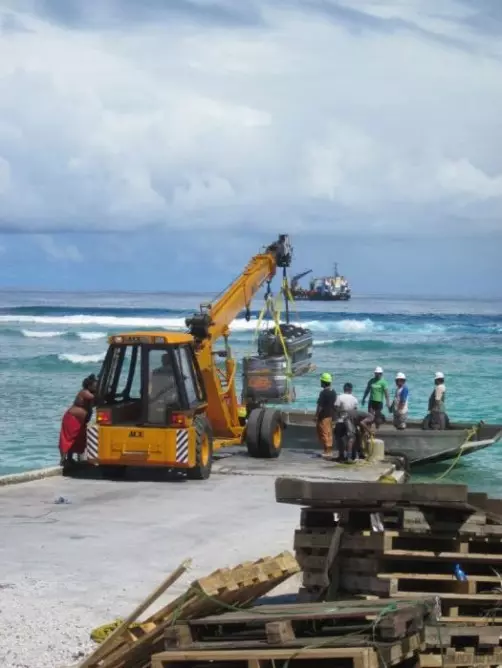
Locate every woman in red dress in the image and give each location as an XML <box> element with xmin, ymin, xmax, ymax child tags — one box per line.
<box><xmin>59</xmin><ymin>374</ymin><xmax>98</xmax><ymax>466</ymax></box>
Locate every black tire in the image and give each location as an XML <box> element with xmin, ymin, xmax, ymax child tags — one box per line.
<box><xmin>187</xmin><ymin>416</ymin><xmax>213</xmax><ymax>480</ymax></box>
<box><xmin>245</xmin><ymin>408</ymin><xmax>265</xmax><ymax>458</ymax></box>
<box><xmin>101</xmin><ymin>465</ymin><xmax>128</xmax><ymax>480</ymax></box>
<box><xmin>257</xmin><ymin>408</ymin><xmax>283</xmax><ymax>459</ymax></box>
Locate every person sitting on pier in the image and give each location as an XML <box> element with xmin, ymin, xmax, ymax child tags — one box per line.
<box><xmin>58</xmin><ymin>374</ymin><xmax>98</xmax><ymax>467</ymax></box>
<box><xmin>422</xmin><ymin>371</ymin><xmax>450</xmax><ymax>430</ymax></box>
<box><xmin>315</xmin><ymin>372</ymin><xmax>337</xmax><ymax>457</ymax></box>
<box><xmin>390</xmin><ymin>372</ymin><xmax>409</xmax><ymax>430</ymax></box>
<box><xmin>362</xmin><ymin>366</ymin><xmax>391</xmax><ymax>426</ymax></box>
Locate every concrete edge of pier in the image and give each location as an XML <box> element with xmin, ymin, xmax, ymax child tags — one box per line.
<box><xmin>0</xmin><ymin>465</ymin><xmax>62</xmax><ymax>487</ymax></box>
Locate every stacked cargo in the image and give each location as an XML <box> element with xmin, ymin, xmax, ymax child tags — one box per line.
<box><xmin>242</xmin><ymin>323</ymin><xmax>314</xmax><ymax>404</ymax></box>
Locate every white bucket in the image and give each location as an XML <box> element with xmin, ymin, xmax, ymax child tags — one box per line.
<box><xmin>368</xmin><ymin>438</ymin><xmax>385</xmax><ymax>462</ymax></box>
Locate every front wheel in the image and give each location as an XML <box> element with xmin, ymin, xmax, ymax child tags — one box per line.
<box><xmin>187</xmin><ymin>416</ymin><xmax>213</xmax><ymax>480</ymax></box>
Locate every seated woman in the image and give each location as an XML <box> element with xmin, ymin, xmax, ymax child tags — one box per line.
<box><xmin>58</xmin><ymin>374</ymin><xmax>98</xmax><ymax>466</ymax></box>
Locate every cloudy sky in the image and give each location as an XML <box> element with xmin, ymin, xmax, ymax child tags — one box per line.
<box><xmin>0</xmin><ymin>0</ymin><xmax>501</xmax><ymax>296</ymax></box>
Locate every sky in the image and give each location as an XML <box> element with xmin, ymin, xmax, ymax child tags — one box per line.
<box><xmin>0</xmin><ymin>0</ymin><xmax>501</xmax><ymax>296</ymax></box>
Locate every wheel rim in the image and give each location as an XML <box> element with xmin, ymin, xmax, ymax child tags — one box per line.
<box><xmin>272</xmin><ymin>425</ymin><xmax>282</xmax><ymax>449</ymax></box>
<box><xmin>200</xmin><ymin>434</ymin><xmax>210</xmax><ymax>466</ymax></box>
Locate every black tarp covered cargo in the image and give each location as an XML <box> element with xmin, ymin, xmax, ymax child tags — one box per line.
<box><xmin>257</xmin><ymin>324</ymin><xmax>313</xmax><ymax>365</ymax></box>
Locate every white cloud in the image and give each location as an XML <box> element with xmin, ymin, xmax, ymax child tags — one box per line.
<box><xmin>0</xmin><ymin>0</ymin><xmax>501</xmax><ymax>236</ymax></box>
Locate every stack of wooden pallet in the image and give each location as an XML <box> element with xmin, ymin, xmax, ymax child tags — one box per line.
<box><xmin>78</xmin><ymin>551</ymin><xmax>299</xmax><ymax>668</ymax></box>
<box><xmin>276</xmin><ymin>477</ymin><xmax>502</xmax><ymax>666</ymax></box>
<box><xmin>153</xmin><ymin>597</ymin><xmax>434</xmax><ymax>667</ymax></box>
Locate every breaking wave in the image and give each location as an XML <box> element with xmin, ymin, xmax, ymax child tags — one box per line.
<box><xmin>1</xmin><ymin>313</ymin><xmax>500</xmax><ymax>336</ymax></box>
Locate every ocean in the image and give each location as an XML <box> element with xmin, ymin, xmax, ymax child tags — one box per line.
<box><xmin>1</xmin><ymin>290</ymin><xmax>501</xmax><ymax>493</ymax></box>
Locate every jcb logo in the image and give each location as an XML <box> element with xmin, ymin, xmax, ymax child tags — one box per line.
<box><xmin>128</xmin><ymin>430</ymin><xmax>144</xmax><ymax>438</ymax></box>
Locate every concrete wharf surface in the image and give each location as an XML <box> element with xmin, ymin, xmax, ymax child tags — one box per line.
<box><xmin>0</xmin><ymin>448</ymin><xmax>397</xmax><ymax>668</ymax></box>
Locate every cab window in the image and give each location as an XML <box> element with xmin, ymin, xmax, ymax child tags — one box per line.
<box><xmin>174</xmin><ymin>345</ymin><xmax>204</xmax><ymax>406</ymax></box>
<box><xmin>99</xmin><ymin>345</ymin><xmax>141</xmax><ymax>404</ymax></box>
<box><xmin>147</xmin><ymin>349</ymin><xmax>181</xmax><ymax>424</ymax></box>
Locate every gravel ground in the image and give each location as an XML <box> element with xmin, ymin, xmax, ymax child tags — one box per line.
<box><xmin>0</xmin><ymin>465</ymin><xmax>302</xmax><ymax>668</ymax></box>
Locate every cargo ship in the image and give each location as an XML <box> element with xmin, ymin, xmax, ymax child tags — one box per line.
<box><xmin>290</xmin><ymin>263</ymin><xmax>351</xmax><ymax>301</ymax></box>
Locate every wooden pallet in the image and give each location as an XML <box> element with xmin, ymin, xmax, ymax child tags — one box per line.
<box><xmin>340</xmin><ymin>571</ymin><xmax>502</xmax><ymax>597</ymax></box>
<box><xmin>340</xmin><ymin>530</ymin><xmax>502</xmax><ymax>560</ymax></box>
<box><xmin>152</xmin><ymin>643</ymin><xmax>416</xmax><ymax>668</ymax></box>
<box><xmin>164</xmin><ymin>599</ymin><xmax>434</xmax><ymax>648</ymax></box>
<box><xmin>338</xmin><ymin>555</ymin><xmax>502</xmax><ymax>579</ymax></box>
<box><xmin>300</xmin><ymin>506</ymin><xmax>502</xmax><ymax>536</ymax></box>
<box><xmin>79</xmin><ymin>552</ymin><xmax>300</xmax><ymax>668</ymax></box>
<box><xmin>424</xmin><ymin>623</ymin><xmax>502</xmax><ymax>649</ymax></box>
<box><xmin>420</xmin><ymin>647</ymin><xmax>502</xmax><ymax>667</ymax></box>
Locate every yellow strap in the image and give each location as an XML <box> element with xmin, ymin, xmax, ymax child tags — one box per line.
<box><xmin>434</xmin><ymin>424</ymin><xmax>478</xmax><ymax>481</ymax></box>
<box><xmin>252</xmin><ymin>295</ymin><xmax>275</xmax><ymax>345</ymax></box>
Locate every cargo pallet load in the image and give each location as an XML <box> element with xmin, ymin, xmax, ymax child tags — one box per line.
<box><xmin>276</xmin><ymin>477</ymin><xmax>502</xmax><ymax>668</ymax></box>
<box><xmin>242</xmin><ymin>293</ymin><xmax>314</xmax><ymax>405</ymax></box>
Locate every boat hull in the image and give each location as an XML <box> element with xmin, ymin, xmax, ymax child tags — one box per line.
<box><xmin>291</xmin><ymin>292</ymin><xmax>351</xmax><ymax>301</ymax></box>
<box><xmin>282</xmin><ymin>411</ymin><xmax>502</xmax><ymax>466</ymax></box>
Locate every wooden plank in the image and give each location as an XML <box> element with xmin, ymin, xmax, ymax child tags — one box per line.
<box><xmin>275</xmin><ymin>478</ymin><xmax>469</xmax><ymax>507</ymax></box>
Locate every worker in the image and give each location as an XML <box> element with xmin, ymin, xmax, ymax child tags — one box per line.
<box><xmin>58</xmin><ymin>374</ymin><xmax>98</xmax><ymax>467</ymax></box>
<box><xmin>422</xmin><ymin>371</ymin><xmax>449</xmax><ymax>430</ymax></box>
<box><xmin>334</xmin><ymin>382</ymin><xmax>359</xmax><ymax>458</ymax></box>
<box><xmin>345</xmin><ymin>409</ymin><xmax>376</xmax><ymax>461</ymax></box>
<box><xmin>362</xmin><ymin>366</ymin><xmax>391</xmax><ymax>426</ymax></box>
<box><xmin>315</xmin><ymin>372</ymin><xmax>337</xmax><ymax>457</ymax></box>
<box><xmin>390</xmin><ymin>372</ymin><xmax>409</xmax><ymax>430</ymax></box>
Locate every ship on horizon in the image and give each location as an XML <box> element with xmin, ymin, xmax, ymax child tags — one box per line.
<box><xmin>290</xmin><ymin>263</ymin><xmax>351</xmax><ymax>301</ymax></box>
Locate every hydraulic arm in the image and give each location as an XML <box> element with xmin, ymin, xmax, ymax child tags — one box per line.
<box><xmin>185</xmin><ymin>235</ymin><xmax>293</xmax><ymax>438</ymax></box>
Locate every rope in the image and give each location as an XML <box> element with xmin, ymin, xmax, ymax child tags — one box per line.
<box><xmin>252</xmin><ymin>291</ymin><xmax>293</xmax><ymax>379</ymax></box>
<box><xmin>434</xmin><ymin>424</ymin><xmax>478</xmax><ymax>481</ymax></box>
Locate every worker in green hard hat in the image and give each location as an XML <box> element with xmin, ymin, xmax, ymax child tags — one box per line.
<box><xmin>315</xmin><ymin>372</ymin><xmax>337</xmax><ymax>456</ymax></box>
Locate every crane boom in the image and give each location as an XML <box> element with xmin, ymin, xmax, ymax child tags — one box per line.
<box><xmin>185</xmin><ymin>234</ymin><xmax>293</xmax><ymax>438</ymax></box>
<box><xmin>185</xmin><ymin>235</ymin><xmax>292</xmax><ymax>344</ymax></box>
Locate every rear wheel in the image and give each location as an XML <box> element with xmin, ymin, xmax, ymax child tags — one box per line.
<box><xmin>245</xmin><ymin>408</ymin><xmax>283</xmax><ymax>459</ymax></box>
<box><xmin>187</xmin><ymin>416</ymin><xmax>213</xmax><ymax>480</ymax></box>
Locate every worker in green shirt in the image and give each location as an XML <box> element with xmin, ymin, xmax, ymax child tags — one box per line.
<box><xmin>362</xmin><ymin>366</ymin><xmax>391</xmax><ymax>426</ymax></box>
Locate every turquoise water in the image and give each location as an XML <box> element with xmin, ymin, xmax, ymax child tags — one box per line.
<box><xmin>1</xmin><ymin>291</ymin><xmax>501</xmax><ymax>493</ymax></box>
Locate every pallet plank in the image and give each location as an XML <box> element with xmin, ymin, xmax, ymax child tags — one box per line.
<box><xmin>276</xmin><ymin>479</ymin><xmax>469</xmax><ymax>507</ymax></box>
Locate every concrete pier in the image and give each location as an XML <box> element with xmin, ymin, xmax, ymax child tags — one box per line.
<box><xmin>0</xmin><ymin>448</ymin><xmax>400</xmax><ymax>668</ymax></box>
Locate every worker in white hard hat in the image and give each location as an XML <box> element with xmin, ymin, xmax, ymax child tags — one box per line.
<box><xmin>422</xmin><ymin>371</ymin><xmax>449</xmax><ymax>430</ymax></box>
<box><xmin>390</xmin><ymin>372</ymin><xmax>409</xmax><ymax>430</ymax></box>
<box><xmin>362</xmin><ymin>366</ymin><xmax>391</xmax><ymax>426</ymax></box>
